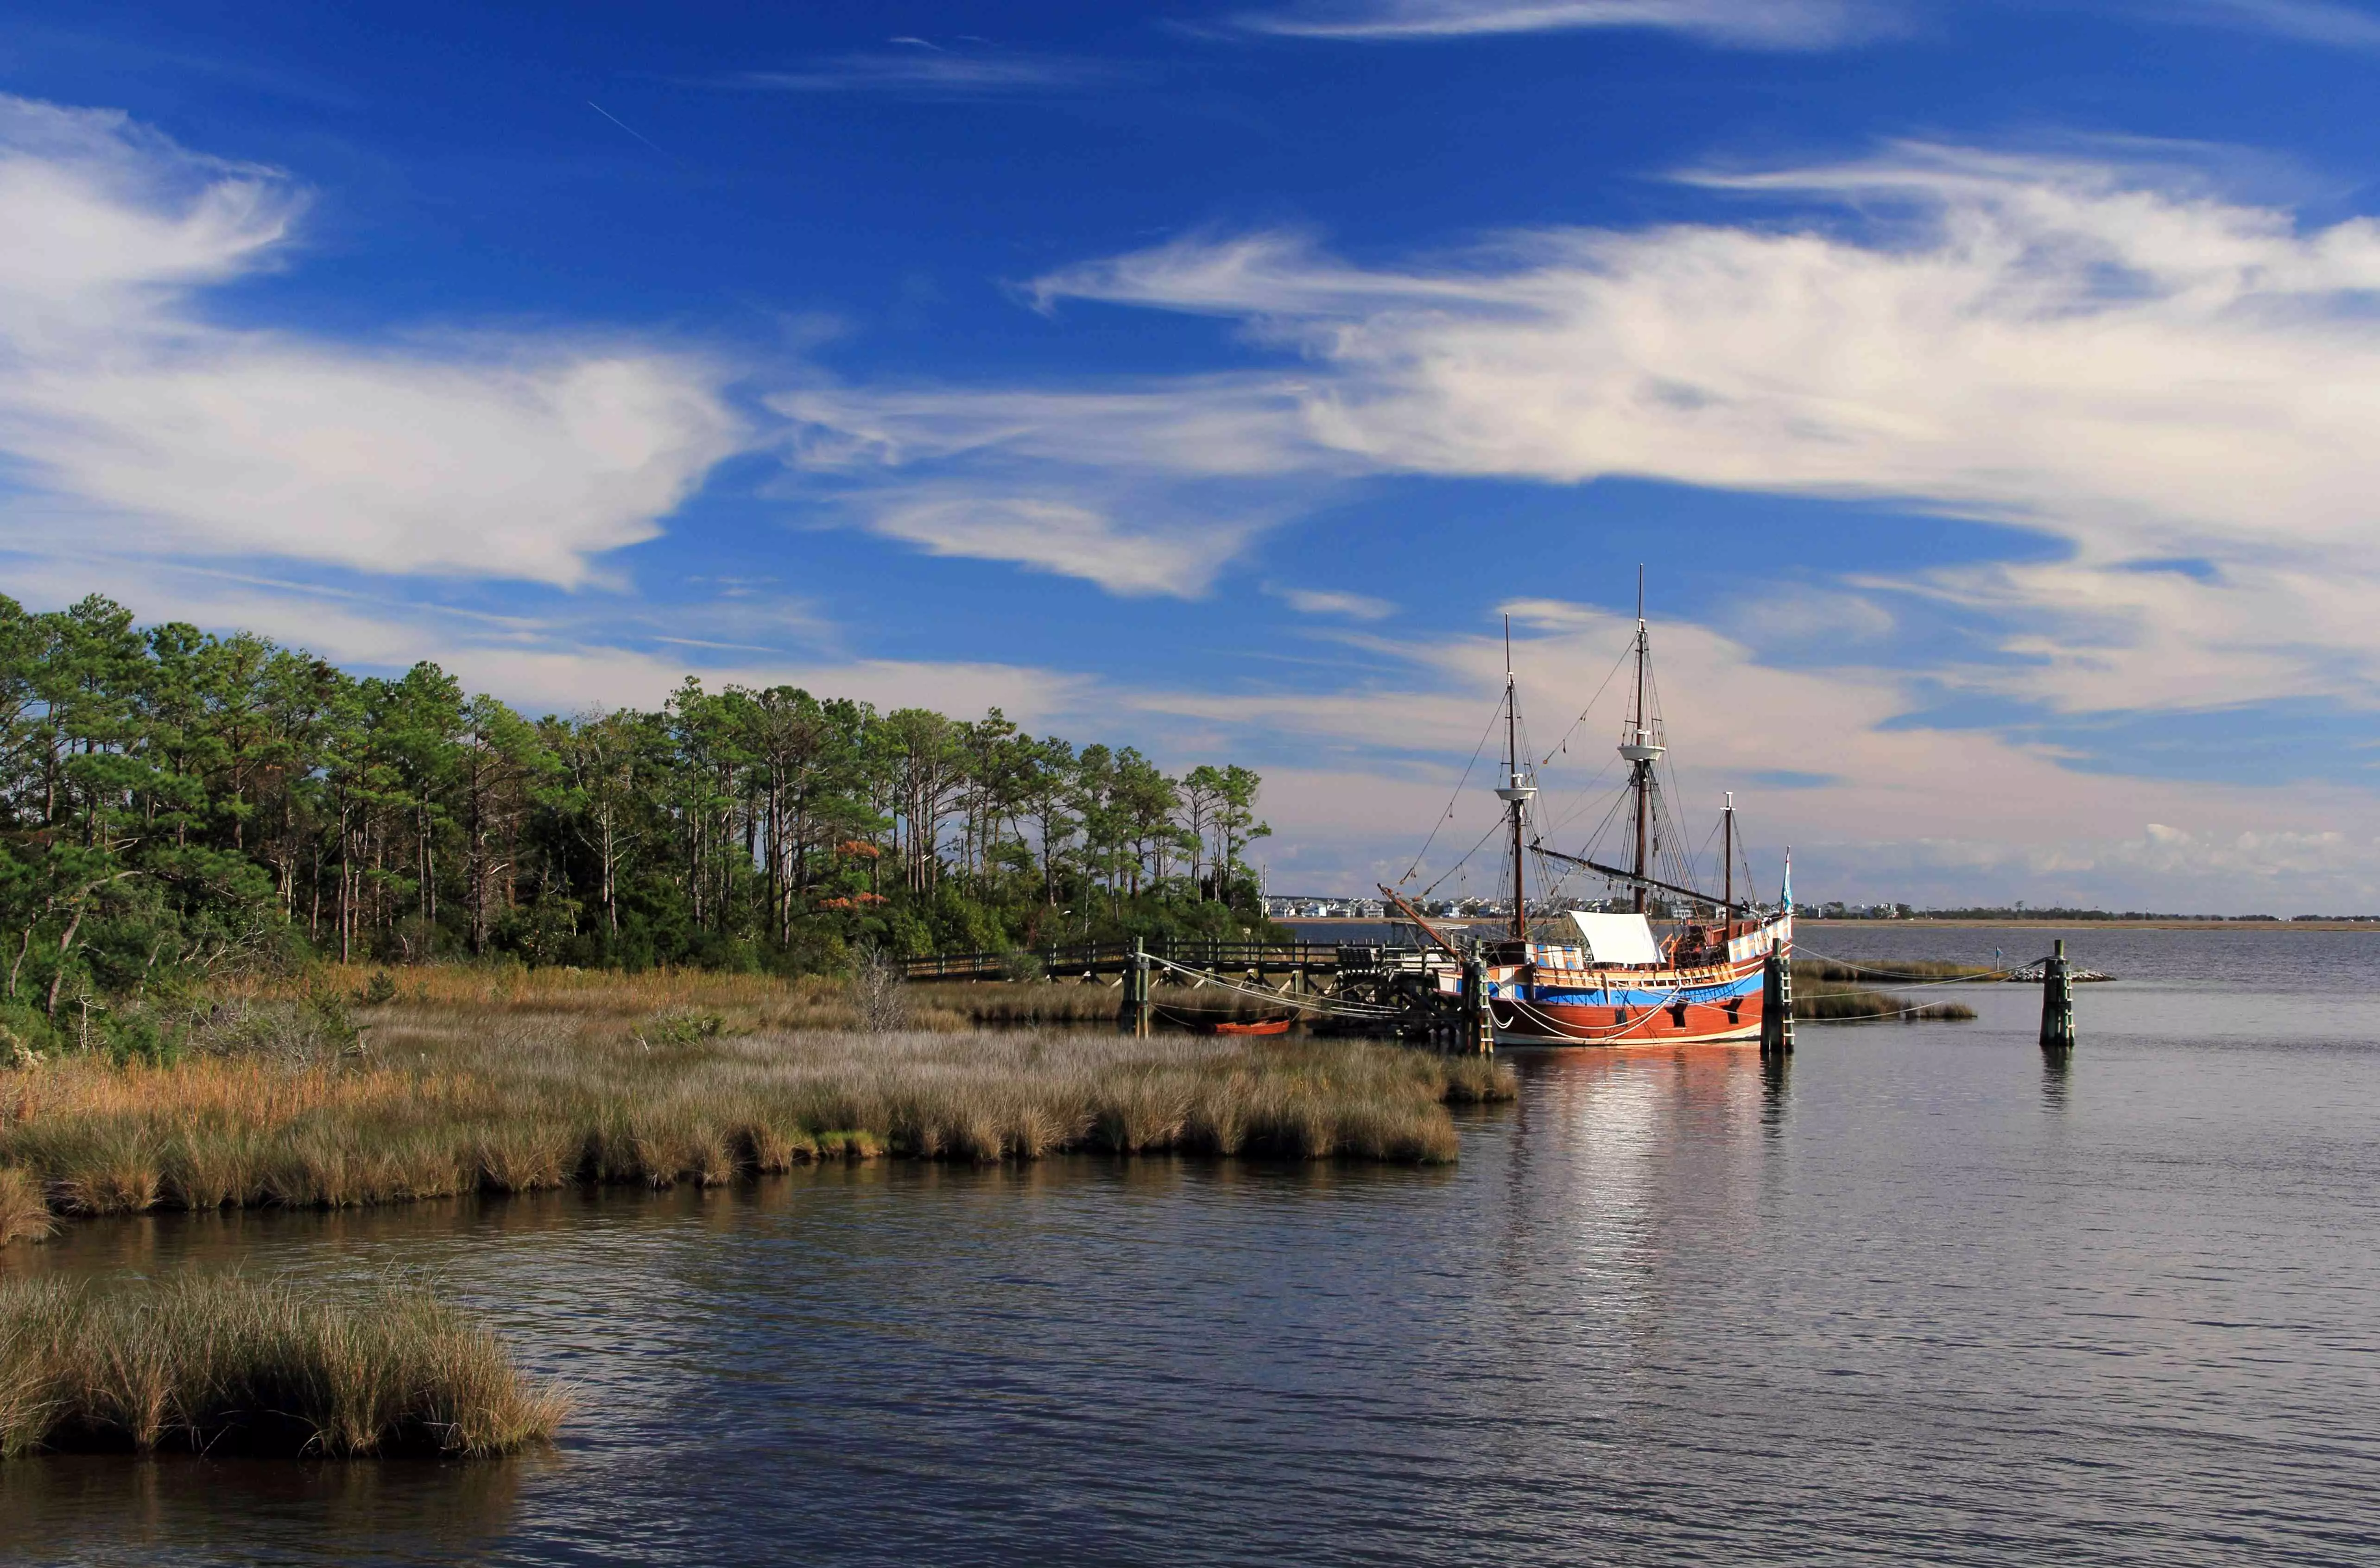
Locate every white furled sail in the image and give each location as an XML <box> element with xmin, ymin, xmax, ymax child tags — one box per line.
<box><xmin>1564</xmin><ymin>911</ymin><xmax>1664</xmax><ymax>966</ymax></box>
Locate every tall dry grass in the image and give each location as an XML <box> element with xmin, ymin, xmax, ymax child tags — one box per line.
<box><xmin>1791</xmin><ymin>979</ymin><xmax>1977</xmax><ymax>1022</ymax></box>
<box><xmin>1794</xmin><ymin>958</ymin><xmax>2003</xmax><ymax>984</ymax></box>
<box><xmin>0</xmin><ymin>1273</ymin><xmax>568</xmax><ymax>1459</ymax></box>
<box><xmin>0</xmin><ymin>992</ymin><xmax>1518</xmax><ymax>1235</ymax></box>
<box><xmin>228</xmin><ymin>963</ymin><xmax>1303</xmax><ymax>1032</ymax></box>
<box><xmin>0</xmin><ymin>1166</ymin><xmax>52</xmax><ymax>1246</ymax></box>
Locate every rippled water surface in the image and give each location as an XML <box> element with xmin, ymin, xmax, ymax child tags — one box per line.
<box><xmin>7</xmin><ymin>926</ymin><xmax>2379</xmax><ymax>1565</ymax></box>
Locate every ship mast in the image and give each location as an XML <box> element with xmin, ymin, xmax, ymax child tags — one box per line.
<box><xmin>1618</xmin><ymin>568</ymin><xmax>1665</xmax><ymax>915</ymax></box>
<box><xmin>1494</xmin><ymin>615</ymin><xmax>1537</xmax><ymax>942</ymax></box>
<box><xmin>1722</xmin><ymin>791</ymin><xmax>1735</xmax><ymax>930</ymax></box>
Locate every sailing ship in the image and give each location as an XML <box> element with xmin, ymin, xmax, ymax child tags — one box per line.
<box><xmin>1385</xmin><ymin>581</ymin><xmax>1791</xmax><ymax>1046</ymax></box>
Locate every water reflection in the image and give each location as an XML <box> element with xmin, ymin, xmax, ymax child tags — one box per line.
<box><xmin>2041</xmin><ymin>1047</ymin><xmax>2072</xmax><ymax>1112</ymax></box>
<box><xmin>0</xmin><ymin>1451</ymin><xmax>542</xmax><ymax>1562</ymax></box>
<box><xmin>1500</xmin><ymin>1046</ymin><xmax>1770</xmax><ymax>1343</ymax></box>
<box><xmin>10</xmin><ymin>973</ymin><xmax>2380</xmax><ymax>1567</ymax></box>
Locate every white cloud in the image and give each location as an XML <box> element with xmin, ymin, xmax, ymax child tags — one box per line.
<box><xmin>1032</xmin><ymin>147</ymin><xmax>2380</xmax><ymax>713</ymax></box>
<box><xmin>723</xmin><ymin>48</ymin><xmax>1127</xmax><ymax>95</ymax></box>
<box><xmin>1233</xmin><ymin>0</ymin><xmax>1882</xmax><ymax>47</ymax></box>
<box><xmin>0</xmin><ymin>553</ymin><xmax>1089</xmax><ymax>726</ymax></box>
<box><xmin>0</xmin><ymin>95</ymin><xmax>744</xmax><ymax>587</ymax></box>
<box><xmin>1127</xmin><ymin>603</ymin><xmax>2380</xmax><ymax>908</ymax></box>
<box><xmin>776</xmin><ymin>380</ymin><xmax>1339</xmax><ymax>479</ymax></box>
<box><xmin>1277</xmin><ymin>585</ymin><xmax>1396</xmax><ymax>619</ymax></box>
<box><xmin>865</xmin><ymin>493</ymin><xmax>1257</xmax><ymax>598</ymax></box>
<box><xmin>774</xmin><ymin>379</ymin><xmax>1320</xmax><ymax>596</ymax></box>
<box><xmin>2176</xmin><ymin>0</ymin><xmax>2380</xmax><ymax>48</ymax></box>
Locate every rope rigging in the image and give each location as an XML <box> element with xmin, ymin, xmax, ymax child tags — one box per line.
<box><xmin>1143</xmin><ymin>951</ymin><xmax>1402</xmax><ymax>1019</ymax></box>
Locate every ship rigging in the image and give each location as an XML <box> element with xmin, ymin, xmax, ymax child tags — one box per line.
<box><xmin>1392</xmin><ymin>573</ymin><xmax>1793</xmax><ymax>1046</ymax></box>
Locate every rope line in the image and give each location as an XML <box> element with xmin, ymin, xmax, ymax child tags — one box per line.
<box><xmin>1538</xmin><ymin>639</ymin><xmax>1637</xmax><ymax>767</ymax></box>
<box><xmin>1143</xmin><ymin>953</ymin><xmax>1401</xmax><ymax>1018</ymax></box>
<box><xmin>1789</xmin><ymin>947</ymin><xmax>2052</xmax><ymax>988</ymax></box>
<box><xmin>1494</xmin><ymin>984</ymin><xmax>1687</xmax><ymax>1043</ymax></box>
<box><xmin>1397</xmin><ymin>700</ymin><xmax>1506</xmax><ymax>886</ymax></box>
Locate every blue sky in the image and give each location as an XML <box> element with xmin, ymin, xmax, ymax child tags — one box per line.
<box><xmin>6</xmin><ymin>0</ymin><xmax>2380</xmax><ymax>910</ymax></box>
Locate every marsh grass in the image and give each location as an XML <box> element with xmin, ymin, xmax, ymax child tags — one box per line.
<box><xmin>1792</xmin><ymin>979</ymin><xmax>1977</xmax><ymax>1023</ymax></box>
<box><xmin>0</xmin><ymin>989</ymin><xmax>1519</xmax><ymax>1236</ymax></box>
<box><xmin>225</xmin><ymin>963</ymin><xmax>1296</xmax><ymax>1033</ymax></box>
<box><xmin>1794</xmin><ymin>959</ymin><xmax>2003</xmax><ymax>984</ymax></box>
<box><xmin>0</xmin><ymin>1166</ymin><xmax>51</xmax><ymax>1246</ymax></box>
<box><xmin>0</xmin><ymin>1273</ymin><xmax>568</xmax><ymax>1459</ymax></box>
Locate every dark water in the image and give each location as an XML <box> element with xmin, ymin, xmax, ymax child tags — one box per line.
<box><xmin>7</xmin><ymin>927</ymin><xmax>2380</xmax><ymax>1565</ymax></box>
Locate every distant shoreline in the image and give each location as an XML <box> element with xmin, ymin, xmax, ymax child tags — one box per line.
<box><xmin>1277</xmin><ymin>916</ymin><xmax>2380</xmax><ymax>933</ymax></box>
<box><xmin>1799</xmin><ymin>918</ymin><xmax>2380</xmax><ymax>932</ymax></box>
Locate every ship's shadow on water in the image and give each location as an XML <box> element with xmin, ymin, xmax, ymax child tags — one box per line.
<box><xmin>8</xmin><ymin>925</ymin><xmax>2380</xmax><ymax>1566</ymax></box>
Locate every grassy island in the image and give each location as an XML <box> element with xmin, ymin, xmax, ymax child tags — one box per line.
<box><xmin>0</xmin><ymin>970</ymin><xmax>1516</xmax><ymax>1240</ymax></box>
<box><xmin>0</xmin><ymin>1273</ymin><xmax>567</xmax><ymax>1458</ymax></box>
<box><xmin>1789</xmin><ymin>959</ymin><xmax>1983</xmax><ymax>1023</ymax></box>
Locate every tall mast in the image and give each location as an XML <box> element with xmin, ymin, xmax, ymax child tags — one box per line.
<box><xmin>1494</xmin><ymin>614</ymin><xmax>1536</xmax><ymax>942</ymax></box>
<box><xmin>1722</xmin><ymin>791</ymin><xmax>1735</xmax><ymax>929</ymax></box>
<box><xmin>1617</xmin><ymin>567</ymin><xmax>1665</xmax><ymax>915</ymax></box>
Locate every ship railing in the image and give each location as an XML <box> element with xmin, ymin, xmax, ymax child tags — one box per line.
<box><xmin>899</xmin><ymin>937</ymin><xmax>1375</xmax><ymax>983</ymax></box>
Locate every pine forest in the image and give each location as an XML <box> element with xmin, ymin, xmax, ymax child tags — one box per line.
<box><xmin>0</xmin><ymin>594</ymin><xmax>1276</xmax><ymax>1055</ymax></box>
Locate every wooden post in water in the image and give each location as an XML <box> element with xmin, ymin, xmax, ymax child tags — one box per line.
<box><xmin>1127</xmin><ymin>937</ymin><xmax>1153</xmax><ymax>1038</ymax></box>
<box><xmin>1760</xmin><ymin>949</ymin><xmax>1795</xmax><ymax>1057</ymax></box>
<box><xmin>2039</xmin><ymin>938</ymin><xmax>2075</xmax><ymax>1052</ymax></box>
<box><xmin>1460</xmin><ymin>949</ymin><xmax>1491</xmax><ymax>1055</ymax></box>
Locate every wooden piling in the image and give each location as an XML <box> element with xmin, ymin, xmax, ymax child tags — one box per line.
<box><xmin>1760</xmin><ymin>950</ymin><xmax>1795</xmax><ymax>1057</ymax></box>
<box><xmin>2039</xmin><ymin>937</ymin><xmax>2075</xmax><ymax>1052</ymax></box>
<box><xmin>1460</xmin><ymin>951</ymin><xmax>1491</xmax><ymax>1055</ymax></box>
<box><xmin>1126</xmin><ymin>937</ymin><xmax>1153</xmax><ymax>1038</ymax></box>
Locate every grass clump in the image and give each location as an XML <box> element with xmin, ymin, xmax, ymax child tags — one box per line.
<box><xmin>1792</xmin><ymin>980</ymin><xmax>1977</xmax><ymax>1023</ymax></box>
<box><xmin>0</xmin><ymin>1273</ymin><xmax>569</xmax><ymax>1459</ymax></box>
<box><xmin>1794</xmin><ymin>959</ymin><xmax>2002</xmax><ymax>984</ymax></box>
<box><xmin>0</xmin><ymin>1166</ymin><xmax>52</xmax><ymax>1246</ymax></box>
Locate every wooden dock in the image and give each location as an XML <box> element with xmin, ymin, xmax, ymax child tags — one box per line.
<box><xmin>900</xmin><ymin>938</ymin><xmax>1475</xmax><ymax>1045</ymax></box>
<box><xmin>903</xmin><ymin>938</ymin><xmax>1382</xmax><ymax>983</ymax></box>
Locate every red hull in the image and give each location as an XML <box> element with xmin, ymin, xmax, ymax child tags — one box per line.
<box><xmin>1484</xmin><ymin>914</ymin><xmax>1791</xmax><ymax>1047</ymax></box>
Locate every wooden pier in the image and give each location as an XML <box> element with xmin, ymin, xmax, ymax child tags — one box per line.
<box><xmin>901</xmin><ymin>937</ymin><xmax>1354</xmax><ymax>984</ymax></box>
<box><xmin>901</xmin><ymin>937</ymin><xmax>1465</xmax><ymax>1043</ymax></box>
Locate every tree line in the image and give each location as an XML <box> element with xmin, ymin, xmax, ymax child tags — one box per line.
<box><xmin>0</xmin><ymin>594</ymin><xmax>1273</xmax><ymax>1046</ymax></box>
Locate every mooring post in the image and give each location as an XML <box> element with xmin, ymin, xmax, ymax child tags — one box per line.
<box><xmin>1127</xmin><ymin>937</ymin><xmax>1153</xmax><ymax>1038</ymax></box>
<box><xmin>1461</xmin><ymin>948</ymin><xmax>1490</xmax><ymax>1055</ymax></box>
<box><xmin>1760</xmin><ymin>949</ymin><xmax>1795</xmax><ymax>1057</ymax></box>
<box><xmin>2040</xmin><ymin>937</ymin><xmax>2075</xmax><ymax>1052</ymax></box>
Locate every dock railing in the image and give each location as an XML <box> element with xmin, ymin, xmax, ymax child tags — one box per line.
<box><xmin>900</xmin><ymin>937</ymin><xmax>1405</xmax><ymax>982</ymax></box>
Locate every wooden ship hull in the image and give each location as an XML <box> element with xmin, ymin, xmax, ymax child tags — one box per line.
<box><xmin>1388</xmin><ymin>576</ymin><xmax>1795</xmax><ymax>1053</ymax></box>
<box><xmin>1483</xmin><ymin>914</ymin><xmax>1791</xmax><ymax>1047</ymax></box>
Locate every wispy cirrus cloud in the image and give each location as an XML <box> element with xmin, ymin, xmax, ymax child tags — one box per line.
<box><xmin>2170</xmin><ymin>0</ymin><xmax>2380</xmax><ymax>48</ymax></box>
<box><xmin>0</xmin><ymin>546</ymin><xmax>1090</xmax><ymax>727</ymax></box>
<box><xmin>773</xmin><ymin>379</ymin><xmax>1336</xmax><ymax>597</ymax></box>
<box><xmin>721</xmin><ymin>39</ymin><xmax>1128</xmax><ymax>96</ymax></box>
<box><xmin>787</xmin><ymin>142</ymin><xmax>2380</xmax><ymax>721</ymax></box>
<box><xmin>1230</xmin><ymin>0</ymin><xmax>1888</xmax><ymax>47</ymax></box>
<box><xmin>863</xmin><ymin>492</ymin><xmax>1262</xmax><ymax>598</ymax></box>
<box><xmin>0</xmin><ymin>95</ymin><xmax>745</xmax><ymax>588</ymax></box>
<box><xmin>1025</xmin><ymin>144</ymin><xmax>2380</xmax><ymax>719</ymax></box>
<box><xmin>1128</xmin><ymin>601</ymin><xmax>2380</xmax><ymax>908</ymax></box>
<box><xmin>1276</xmin><ymin>586</ymin><xmax>1396</xmax><ymax>619</ymax></box>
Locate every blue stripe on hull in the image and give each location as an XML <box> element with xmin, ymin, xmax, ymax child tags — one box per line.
<box><xmin>1493</xmin><ymin>973</ymin><xmax>1763</xmax><ymax>1007</ymax></box>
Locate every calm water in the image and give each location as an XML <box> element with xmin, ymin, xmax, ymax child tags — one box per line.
<box><xmin>6</xmin><ymin>926</ymin><xmax>2379</xmax><ymax>1566</ymax></box>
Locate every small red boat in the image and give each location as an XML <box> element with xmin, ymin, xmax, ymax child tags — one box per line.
<box><xmin>1207</xmin><ymin>1018</ymin><xmax>1294</xmax><ymax>1036</ymax></box>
